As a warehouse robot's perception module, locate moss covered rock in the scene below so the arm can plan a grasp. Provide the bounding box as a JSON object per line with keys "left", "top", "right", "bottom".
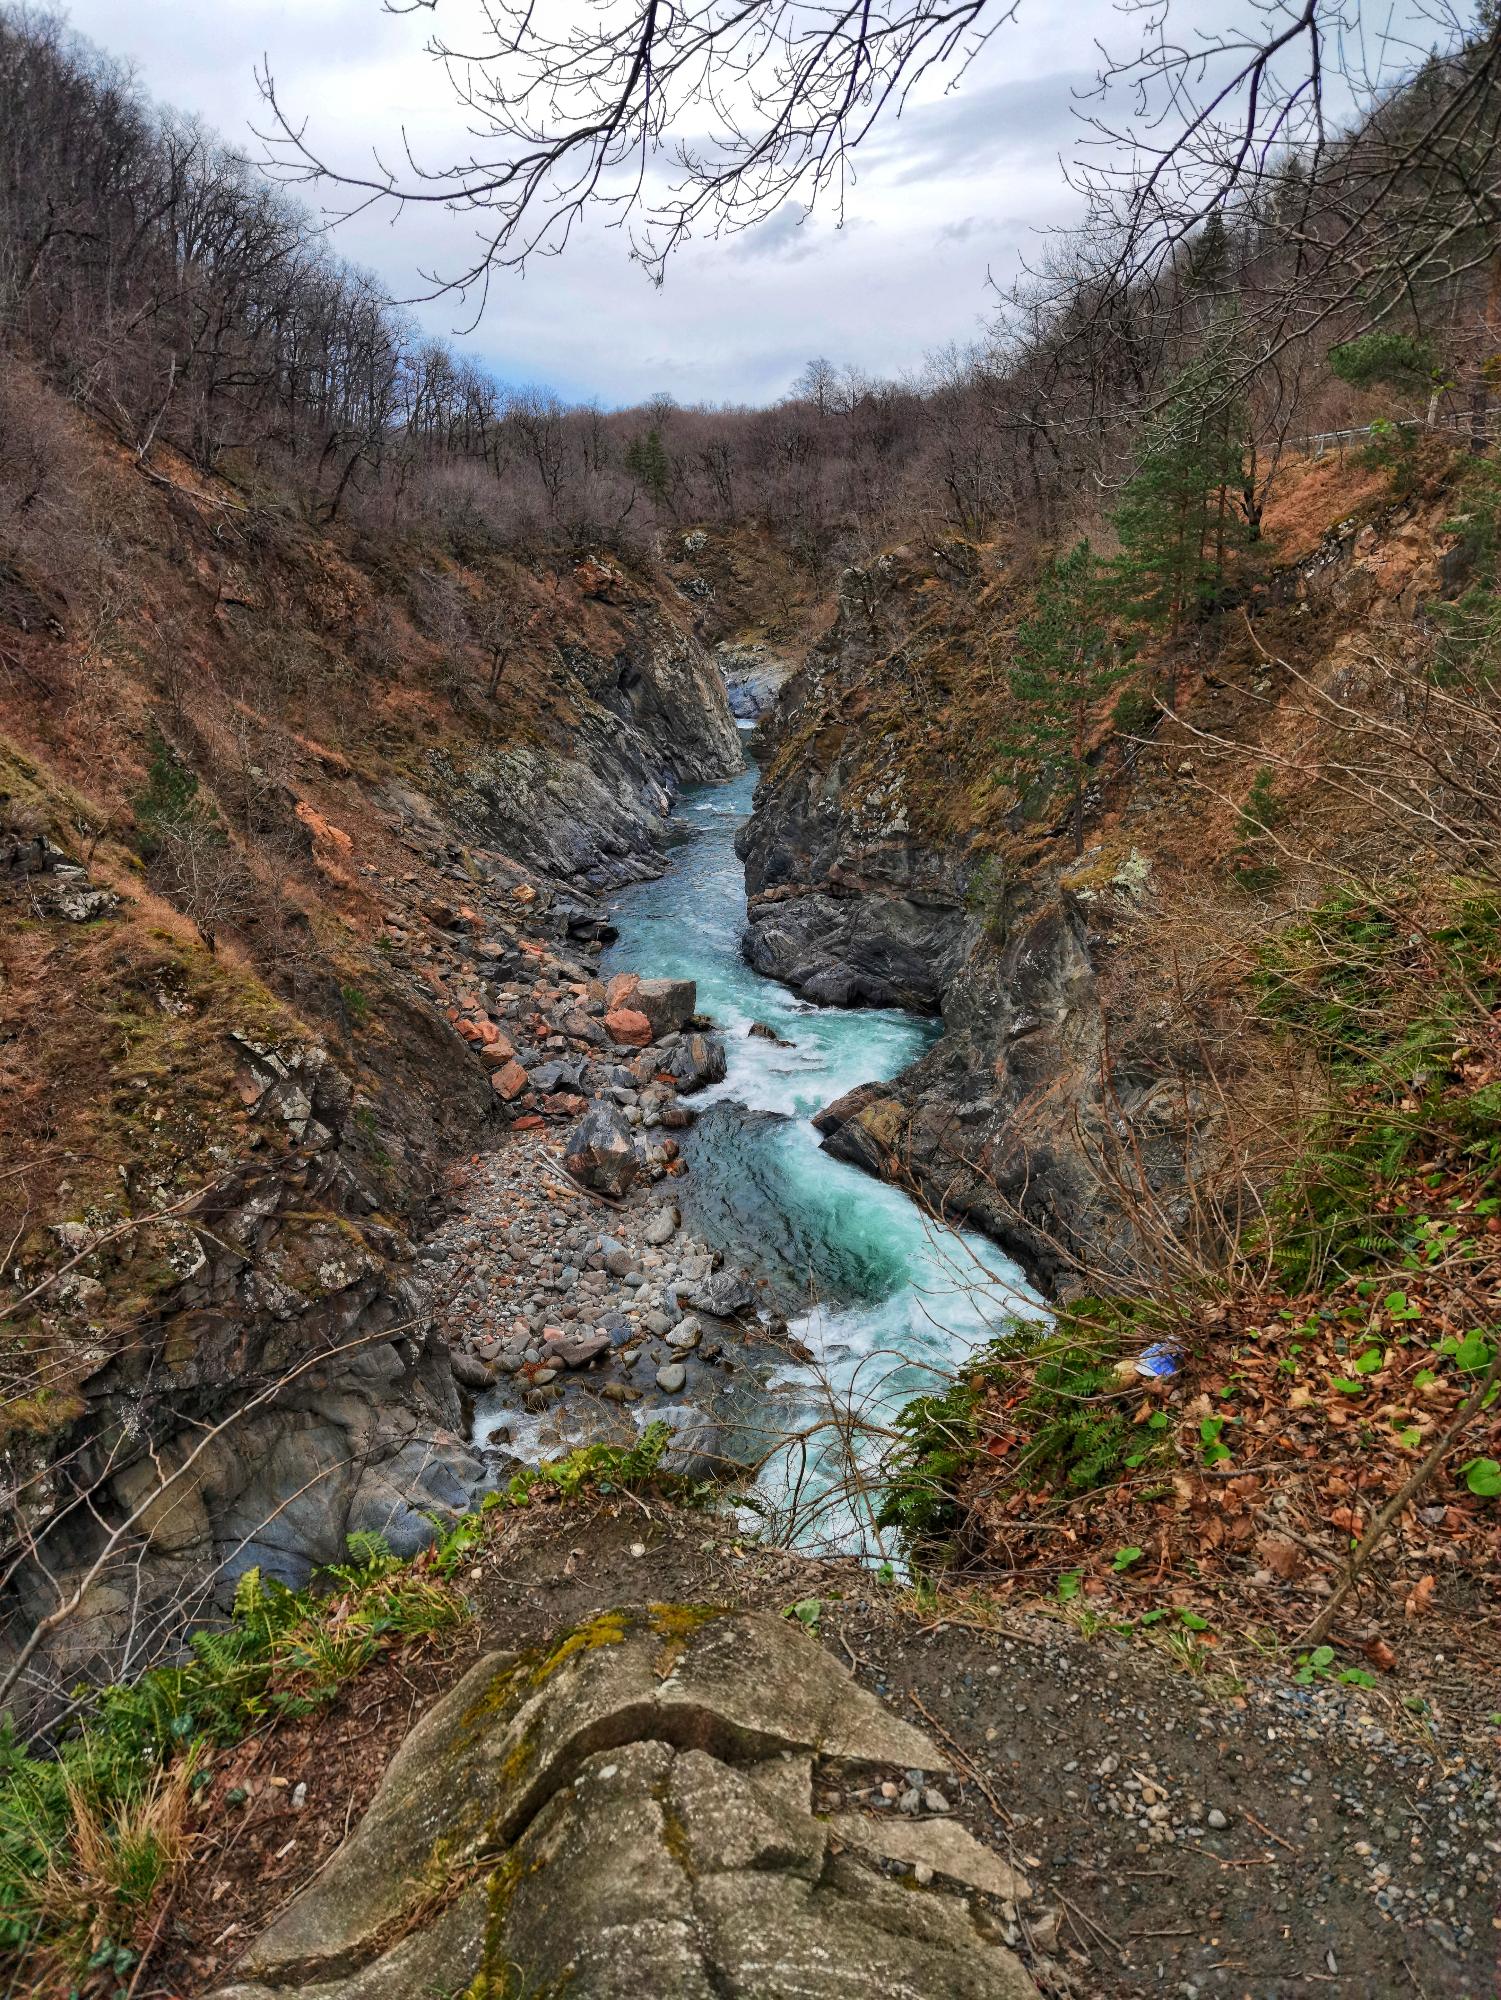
{"left": 213, "top": 1604, "right": 1037, "bottom": 2000}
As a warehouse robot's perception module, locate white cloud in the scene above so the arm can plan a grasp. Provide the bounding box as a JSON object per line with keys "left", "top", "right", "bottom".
{"left": 50, "top": 0, "right": 1253, "bottom": 405}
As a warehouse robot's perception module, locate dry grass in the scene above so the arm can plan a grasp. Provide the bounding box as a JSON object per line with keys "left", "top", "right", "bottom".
{"left": 26, "top": 1759, "right": 200, "bottom": 1988}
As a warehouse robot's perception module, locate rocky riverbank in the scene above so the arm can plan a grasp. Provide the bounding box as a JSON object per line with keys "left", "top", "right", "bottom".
{"left": 424, "top": 1131, "right": 793, "bottom": 1485}
{"left": 0, "top": 468, "right": 756, "bottom": 1709}
{"left": 734, "top": 548, "right": 1174, "bottom": 1288}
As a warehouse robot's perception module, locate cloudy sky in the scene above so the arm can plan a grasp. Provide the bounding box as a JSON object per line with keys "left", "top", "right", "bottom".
{"left": 52, "top": 0, "right": 1375, "bottom": 408}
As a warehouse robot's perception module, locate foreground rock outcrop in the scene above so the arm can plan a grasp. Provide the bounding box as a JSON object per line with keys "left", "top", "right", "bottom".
{"left": 213, "top": 1604, "right": 1036, "bottom": 2000}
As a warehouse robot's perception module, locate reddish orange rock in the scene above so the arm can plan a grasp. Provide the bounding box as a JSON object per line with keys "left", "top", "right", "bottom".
{"left": 491, "top": 1061, "right": 531, "bottom": 1101}
{"left": 511, "top": 1113, "right": 546, "bottom": 1132}
{"left": 604, "top": 1007, "right": 652, "bottom": 1048}
{"left": 480, "top": 1036, "right": 518, "bottom": 1066}
{"left": 605, "top": 972, "right": 641, "bottom": 1011}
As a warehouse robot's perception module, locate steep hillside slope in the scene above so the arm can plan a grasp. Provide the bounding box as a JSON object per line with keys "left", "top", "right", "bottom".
{"left": 743, "top": 458, "right": 1457, "bottom": 1290}
{"left": 0, "top": 365, "right": 745, "bottom": 1703}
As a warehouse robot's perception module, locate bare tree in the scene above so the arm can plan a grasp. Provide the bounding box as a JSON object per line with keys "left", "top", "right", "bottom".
{"left": 257, "top": 3, "right": 1029, "bottom": 297}
{"left": 252, "top": 3, "right": 1495, "bottom": 332}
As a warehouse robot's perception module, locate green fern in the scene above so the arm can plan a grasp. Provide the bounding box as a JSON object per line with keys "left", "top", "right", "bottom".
{"left": 0, "top": 1536, "right": 468, "bottom": 1975}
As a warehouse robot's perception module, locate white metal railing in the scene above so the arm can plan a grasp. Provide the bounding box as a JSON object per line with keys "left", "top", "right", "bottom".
{"left": 1298, "top": 412, "right": 1501, "bottom": 457}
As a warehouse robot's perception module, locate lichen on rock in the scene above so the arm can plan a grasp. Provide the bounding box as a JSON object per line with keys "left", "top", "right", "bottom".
{"left": 212, "top": 1605, "right": 1037, "bottom": 2000}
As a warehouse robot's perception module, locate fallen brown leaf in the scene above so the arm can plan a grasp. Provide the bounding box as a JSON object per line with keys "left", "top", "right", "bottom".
{"left": 1404, "top": 1574, "right": 1437, "bottom": 1619}
{"left": 1255, "top": 1535, "right": 1305, "bottom": 1580}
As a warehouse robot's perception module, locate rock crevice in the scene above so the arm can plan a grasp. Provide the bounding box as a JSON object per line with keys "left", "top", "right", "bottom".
{"left": 213, "top": 1605, "right": 1037, "bottom": 2000}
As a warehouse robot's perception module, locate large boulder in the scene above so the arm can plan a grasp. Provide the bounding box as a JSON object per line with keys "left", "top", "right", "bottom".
{"left": 526, "top": 1057, "right": 581, "bottom": 1096}
{"left": 683, "top": 1269, "right": 755, "bottom": 1318}
{"left": 490, "top": 1059, "right": 532, "bottom": 1102}
{"left": 212, "top": 1606, "right": 1036, "bottom": 2000}
{"left": 563, "top": 1102, "right": 641, "bottom": 1198}
{"left": 604, "top": 1006, "right": 653, "bottom": 1048}
{"left": 633, "top": 976, "right": 697, "bottom": 1038}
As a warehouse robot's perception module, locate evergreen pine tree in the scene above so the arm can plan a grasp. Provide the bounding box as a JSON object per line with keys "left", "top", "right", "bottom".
{"left": 1111, "top": 338, "right": 1249, "bottom": 635}
{"left": 1186, "top": 211, "right": 1230, "bottom": 305}
{"left": 1000, "top": 539, "right": 1124, "bottom": 856}
{"left": 625, "top": 427, "right": 672, "bottom": 504}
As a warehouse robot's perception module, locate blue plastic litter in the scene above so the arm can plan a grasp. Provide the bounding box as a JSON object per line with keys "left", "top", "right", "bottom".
{"left": 1135, "top": 1342, "right": 1180, "bottom": 1379}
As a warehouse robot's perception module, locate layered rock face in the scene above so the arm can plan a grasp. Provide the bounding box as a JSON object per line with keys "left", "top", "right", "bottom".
{"left": 6, "top": 1029, "right": 485, "bottom": 1700}
{"left": 0, "top": 541, "right": 744, "bottom": 1714}
{"left": 443, "top": 575, "right": 744, "bottom": 888}
{"left": 815, "top": 880, "right": 1215, "bottom": 1292}
{"left": 739, "top": 551, "right": 1213, "bottom": 1292}
{"left": 717, "top": 638, "right": 795, "bottom": 720}
{"left": 737, "top": 566, "right": 968, "bottom": 1009}
{"left": 742, "top": 508, "right": 1441, "bottom": 1292}
{"left": 213, "top": 1604, "right": 1037, "bottom": 2000}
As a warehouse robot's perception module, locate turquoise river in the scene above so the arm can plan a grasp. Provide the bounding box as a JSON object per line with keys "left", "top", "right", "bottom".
{"left": 601, "top": 751, "right": 1044, "bottom": 1554}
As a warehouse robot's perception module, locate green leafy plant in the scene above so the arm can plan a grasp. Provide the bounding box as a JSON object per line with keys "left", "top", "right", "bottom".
{"left": 875, "top": 1372, "right": 985, "bottom": 1557}
{"left": 1293, "top": 1645, "right": 1379, "bottom": 1690}
{"left": 1255, "top": 885, "right": 1501, "bottom": 1288}
{"left": 1200, "top": 1414, "right": 1232, "bottom": 1465}
{"left": 1010, "top": 1323, "right": 1165, "bottom": 1495}
{"left": 1228, "top": 764, "right": 1284, "bottom": 892}
{"left": 512, "top": 1422, "right": 674, "bottom": 1508}
{"left": 340, "top": 982, "right": 372, "bottom": 1028}
{"left": 130, "top": 728, "right": 203, "bottom": 858}
{"left": 877, "top": 1313, "right": 1172, "bottom": 1567}
{"left": 1442, "top": 1329, "right": 1496, "bottom": 1374}
{"left": 1358, "top": 418, "right": 1425, "bottom": 501}
{"left": 0, "top": 1536, "right": 466, "bottom": 1978}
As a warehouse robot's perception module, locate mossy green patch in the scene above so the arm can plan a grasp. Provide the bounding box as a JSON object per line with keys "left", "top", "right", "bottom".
{"left": 528, "top": 1611, "right": 630, "bottom": 1687}
{"left": 646, "top": 1601, "right": 728, "bottom": 1677}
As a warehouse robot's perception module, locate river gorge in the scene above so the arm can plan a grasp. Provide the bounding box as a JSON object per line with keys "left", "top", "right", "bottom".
{"left": 469, "top": 747, "right": 1042, "bottom": 1554}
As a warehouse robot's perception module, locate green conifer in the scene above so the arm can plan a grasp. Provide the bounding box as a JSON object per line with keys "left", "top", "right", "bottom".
{"left": 625, "top": 427, "right": 672, "bottom": 504}
{"left": 1111, "top": 340, "right": 1249, "bottom": 635}
{"left": 1000, "top": 539, "right": 1125, "bottom": 856}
